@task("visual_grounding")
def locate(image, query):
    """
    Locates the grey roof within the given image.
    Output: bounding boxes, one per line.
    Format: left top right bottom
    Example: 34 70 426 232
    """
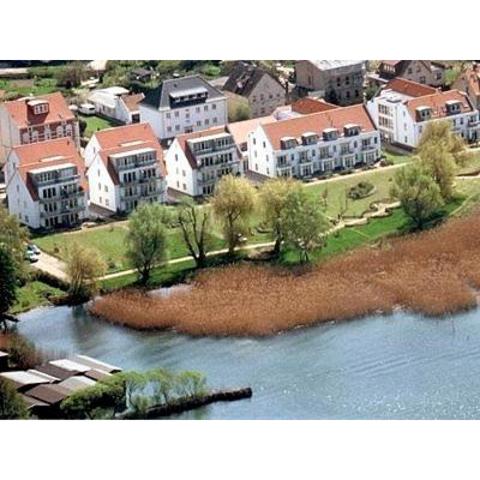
224 62 284 98
309 60 365 70
141 75 225 110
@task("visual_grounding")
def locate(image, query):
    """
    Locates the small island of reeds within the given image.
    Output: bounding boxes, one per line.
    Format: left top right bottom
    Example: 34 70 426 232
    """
90 211 480 337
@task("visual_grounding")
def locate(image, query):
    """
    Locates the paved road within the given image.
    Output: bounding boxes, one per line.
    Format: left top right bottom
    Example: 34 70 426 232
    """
32 251 68 281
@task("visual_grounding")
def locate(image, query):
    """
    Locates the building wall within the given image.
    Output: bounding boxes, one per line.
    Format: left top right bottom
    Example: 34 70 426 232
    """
5 166 39 229
0 106 20 164
87 155 118 212
249 125 381 179
248 75 286 118
83 136 101 168
165 140 196 196
400 61 443 87
139 98 228 140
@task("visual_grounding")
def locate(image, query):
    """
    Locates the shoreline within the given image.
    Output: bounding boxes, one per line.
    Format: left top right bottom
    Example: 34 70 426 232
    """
89 211 480 337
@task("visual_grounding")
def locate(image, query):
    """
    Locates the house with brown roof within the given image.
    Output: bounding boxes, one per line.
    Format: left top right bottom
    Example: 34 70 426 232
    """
223 62 287 118
452 63 480 110
367 78 480 148
165 125 242 197
368 60 447 88
4 137 87 229
83 123 167 214
247 104 381 179
0 92 80 166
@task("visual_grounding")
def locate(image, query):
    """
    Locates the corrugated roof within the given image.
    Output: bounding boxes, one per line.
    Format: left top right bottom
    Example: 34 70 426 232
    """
72 354 121 373
58 376 97 392
49 359 92 373
24 384 71 405
35 363 79 380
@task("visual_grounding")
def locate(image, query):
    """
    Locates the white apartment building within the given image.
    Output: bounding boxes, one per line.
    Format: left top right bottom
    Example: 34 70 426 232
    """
88 87 144 124
139 75 228 140
367 78 480 148
0 92 80 165
247 104 381 179
84 123 167 214
165 126 242 197
4 138 87 229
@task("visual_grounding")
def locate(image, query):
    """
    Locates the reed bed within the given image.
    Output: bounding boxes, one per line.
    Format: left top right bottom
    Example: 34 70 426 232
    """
90 212 480 337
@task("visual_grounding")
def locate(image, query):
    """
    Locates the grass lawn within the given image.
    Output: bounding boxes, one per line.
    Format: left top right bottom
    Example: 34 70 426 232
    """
35 223 226 273
303 167 404 218
458 152 480 176
383 150 412 165
0 77 58 98
10 281 64 315
79 114 118 138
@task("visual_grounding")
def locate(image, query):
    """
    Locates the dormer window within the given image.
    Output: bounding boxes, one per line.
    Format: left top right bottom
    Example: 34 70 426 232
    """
322 128 338 142
280 137 297 150
301 132 319 146
28 99 50 115
415 106 432 122
343 124 360 137
445 100 462 116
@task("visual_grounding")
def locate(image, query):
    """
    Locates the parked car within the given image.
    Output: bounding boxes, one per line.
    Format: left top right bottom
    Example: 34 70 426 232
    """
27 243 41 255
79 103 96 115
25 250 39 263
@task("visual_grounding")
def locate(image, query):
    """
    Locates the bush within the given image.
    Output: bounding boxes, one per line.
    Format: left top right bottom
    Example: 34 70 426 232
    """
348 181 375 200
30 269 69 291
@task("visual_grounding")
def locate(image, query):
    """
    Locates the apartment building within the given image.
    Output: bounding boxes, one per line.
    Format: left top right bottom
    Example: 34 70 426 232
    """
369 60 447 88
0 92 80 165
4 138 87 229
367 78 480 148
223 62 286 118
139 75 228 140
84 123 167 214
247 104 381 180
294 60 366 106
165 126 242 197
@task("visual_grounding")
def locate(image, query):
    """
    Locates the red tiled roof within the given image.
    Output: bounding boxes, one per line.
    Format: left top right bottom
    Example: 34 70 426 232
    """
386 78 437 98
176 126 228 169
291 97 339 115
3 92 75 128
12 138 87 201
261 104 377 150
121 93 145 112
227 116 276 149
406 89 473 120
93 123 166 183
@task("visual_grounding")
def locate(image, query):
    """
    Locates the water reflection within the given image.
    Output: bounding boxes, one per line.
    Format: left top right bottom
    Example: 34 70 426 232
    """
17 304 480 419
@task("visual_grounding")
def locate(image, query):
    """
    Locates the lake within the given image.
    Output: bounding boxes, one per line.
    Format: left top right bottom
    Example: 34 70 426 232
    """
17 304 480 419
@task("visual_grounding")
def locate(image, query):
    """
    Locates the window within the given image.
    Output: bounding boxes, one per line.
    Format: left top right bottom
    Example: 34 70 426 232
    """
196 121 201 127
166 112 171 119
104 185 108 192
175 125 180 131
212 103 217 110
167 126 172 133
182 170 186 177
183 183 187 191
204 105 208 111
174 111 179 118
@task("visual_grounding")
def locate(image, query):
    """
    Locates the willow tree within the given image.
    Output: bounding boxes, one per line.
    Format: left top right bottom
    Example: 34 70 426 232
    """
211 176 256 256
177 199 212 268
65 242 107 299
0 205 29 278
126 203 170 285
259 177 303 256
0 377 29 419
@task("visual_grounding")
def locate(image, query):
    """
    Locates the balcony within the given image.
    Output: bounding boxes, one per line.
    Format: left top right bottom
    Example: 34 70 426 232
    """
361 144 377 151
35 173 80 188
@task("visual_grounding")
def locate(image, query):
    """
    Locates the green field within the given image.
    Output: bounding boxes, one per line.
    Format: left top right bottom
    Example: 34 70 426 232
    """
0 77 58 99
10 281 64 314
79 114 118 138
304 166 404 218
458 152 480 176
35 223 225 273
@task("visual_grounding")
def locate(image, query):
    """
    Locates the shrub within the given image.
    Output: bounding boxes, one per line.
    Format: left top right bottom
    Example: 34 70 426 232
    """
348 181 375 200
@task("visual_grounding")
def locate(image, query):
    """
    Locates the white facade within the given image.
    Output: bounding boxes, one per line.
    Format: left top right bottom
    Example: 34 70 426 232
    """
5 150 87 230
367 88 480 148
165 131 242 197
88 87 140 124
248 120 381 179
140 97 228 140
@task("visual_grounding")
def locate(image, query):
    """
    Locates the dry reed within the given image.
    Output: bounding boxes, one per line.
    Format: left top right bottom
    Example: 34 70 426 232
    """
90 212 480 336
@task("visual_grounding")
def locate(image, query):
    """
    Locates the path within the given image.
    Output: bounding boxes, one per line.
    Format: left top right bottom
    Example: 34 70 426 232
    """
32 251 68 281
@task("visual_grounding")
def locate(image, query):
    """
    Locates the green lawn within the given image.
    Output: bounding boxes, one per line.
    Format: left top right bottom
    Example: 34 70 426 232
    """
304 167 404 218
0 77 58 99
458 152 480 176
383 151 412 165
35 223 225 273
79 114 118 138
10 281 64 314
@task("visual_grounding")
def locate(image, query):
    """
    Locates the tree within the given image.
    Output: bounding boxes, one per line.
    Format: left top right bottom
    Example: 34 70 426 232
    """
0 245 18 325
259 178 303 256
211 176 256 256
0 205 29 276
125 203 170 285
177 199 212 268
391 164 444 229
65 242 106 299
0 377 29 419
55 62 88 89
417 143 456 201
417 120 469 167
228 101 251 122
281 189 330 263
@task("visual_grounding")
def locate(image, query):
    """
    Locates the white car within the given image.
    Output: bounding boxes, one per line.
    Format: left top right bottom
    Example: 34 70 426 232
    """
79 103 96 115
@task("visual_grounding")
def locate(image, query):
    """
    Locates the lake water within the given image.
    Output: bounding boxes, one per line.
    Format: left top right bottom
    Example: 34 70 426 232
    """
17 305 480 419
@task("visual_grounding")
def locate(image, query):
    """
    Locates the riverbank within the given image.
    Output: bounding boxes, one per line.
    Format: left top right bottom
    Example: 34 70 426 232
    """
90 210 480 336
